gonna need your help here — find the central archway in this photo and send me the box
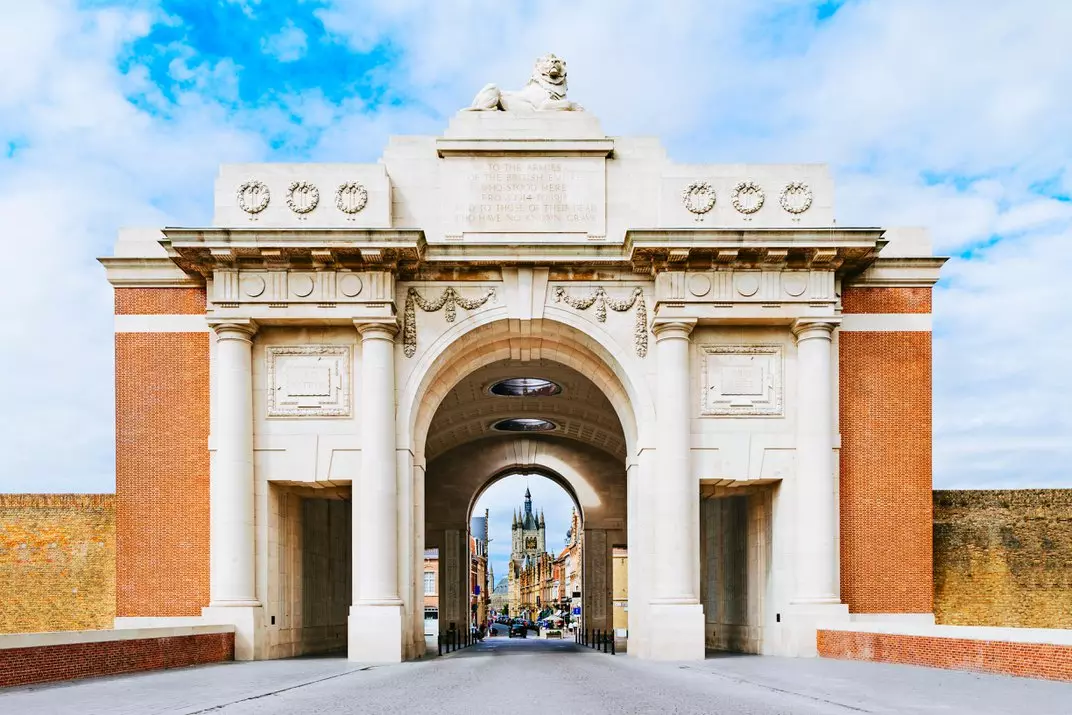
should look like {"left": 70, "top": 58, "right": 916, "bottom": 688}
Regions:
{"left": 409, "top": 317, "right": 642, "bottom": 655}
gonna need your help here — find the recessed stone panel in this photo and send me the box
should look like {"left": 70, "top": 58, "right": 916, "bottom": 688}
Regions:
{"left": 266, "top": 345, "right": 351, "bottom": 417}
{"left": 700, "top": 345, "right": 783, "bottom": 417}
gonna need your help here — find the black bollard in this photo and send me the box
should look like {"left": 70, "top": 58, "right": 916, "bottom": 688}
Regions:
{"left": 611, "top": 632, "right": 616, "bottom": 655}
{"left": 438, "top": 634, "right": 442, "bottom": 656}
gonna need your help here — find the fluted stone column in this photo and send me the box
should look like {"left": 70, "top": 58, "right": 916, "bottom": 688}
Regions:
{"left": 202, "top": 319, "right": 262, "bottom": 660}
{"left": 349, "top": 321, "right": 404, "bottom": 663}
{"left": 648, "top": 319, "right": 704, "bottom": 660}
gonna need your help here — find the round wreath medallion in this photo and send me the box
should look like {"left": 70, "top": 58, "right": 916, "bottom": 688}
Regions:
{"left": 335, "top": 182, "right": 369, "bottom": 215}
{"left": 732, "top": 181, "right": 765, "bottom": 214}
{"left": 286, "top": 181, "right": 319, "bottom": 214}
{"left": 237, "top": 181, "right": 270, "bottom": 214}
{"left": 682, "top": 181, "right": 716, "bottom": 215}
{"left": 780, "top": 182, "right": 813, "bottom": 214}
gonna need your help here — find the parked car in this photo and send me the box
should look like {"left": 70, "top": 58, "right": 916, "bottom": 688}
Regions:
{"left": 508, "top": 622, "right": 527, "bottom": 638}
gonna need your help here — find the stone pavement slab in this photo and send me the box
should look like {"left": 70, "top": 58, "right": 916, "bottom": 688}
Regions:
{"left": 1, "top": 639, "right": 1069, "bottom": 715}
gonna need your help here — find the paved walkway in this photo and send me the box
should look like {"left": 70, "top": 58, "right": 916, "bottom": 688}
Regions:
{"left": 2, "top": 637, "right": 1069, "bottom": 714}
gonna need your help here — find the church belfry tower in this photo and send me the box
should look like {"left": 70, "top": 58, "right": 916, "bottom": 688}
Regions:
{"left": 510, "top": 487, "right": 546, "bottom": 563}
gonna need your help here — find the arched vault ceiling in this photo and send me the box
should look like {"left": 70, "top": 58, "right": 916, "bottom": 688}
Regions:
{"left": 425, "top": 359, "right": 626, "bottom": 462}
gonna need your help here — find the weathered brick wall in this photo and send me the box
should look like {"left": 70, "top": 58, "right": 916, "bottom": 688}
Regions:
{"left": 115, "top": 287, "right": 210, "bottom": 617}
{"left": 0, "top": 494, "right": 115, "bottom": 633}
{"left": 818, "top": 630, "right": 1072, "bottom": 682}
{"left": 0, "top": 631, "right": 233, "bottom": 688}
{"left": 934, "top": 490, "right": 1072, "bottom": 628}
{"left": 838, "top": 286, "right": 933, "bottom": 613}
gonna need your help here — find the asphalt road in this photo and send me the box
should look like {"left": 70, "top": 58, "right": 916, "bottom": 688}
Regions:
{"left": 2, "top": 636, "right": 1070, "bottom": 714}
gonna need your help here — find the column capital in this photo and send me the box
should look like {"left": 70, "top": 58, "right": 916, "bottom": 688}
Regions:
{"left": 791, "top": 318, "right": 840, "bottom": 343}
{"left": 208, "top": 318, "right": 258, "bottom": 342}
{"left": 652, "top": 319, "right": 697, "bottom": 342}
{"left": 354, "top": 319, "right": 399, "bottom": 341}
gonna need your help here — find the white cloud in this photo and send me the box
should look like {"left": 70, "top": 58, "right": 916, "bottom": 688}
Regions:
{"left": 1, "top": 0, "right": 1070, "bottom": 494}
{"left": 0, "top": 1, "right": 268, "bottom": 493}
{"left": 316, "top": 0, "right": 1072, "bottom": 488}
{"left": 261, "top": 20, "right": 308, "bottom": 63}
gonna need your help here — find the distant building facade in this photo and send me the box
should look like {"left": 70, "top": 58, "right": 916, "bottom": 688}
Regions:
{"left": 470, "top": 510, "right": 490, "bottom": 627}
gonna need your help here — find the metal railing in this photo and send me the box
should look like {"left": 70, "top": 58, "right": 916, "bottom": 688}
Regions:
{"left": 437, "top": 626, "right": 482, "bottom": 655}
{"left": 575, "top": 627, "right": 616, "bottom": 654}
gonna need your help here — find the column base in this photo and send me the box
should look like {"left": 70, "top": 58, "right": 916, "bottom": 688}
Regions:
{"left": 779, "top": 602, "right": 849, "bottom": 657}
{"left": 348, "top": 603, "right": 404, "bottom": 663}
{"left": 647, "top": 602, "right": 705, "bottom": 661}
{"left": 202, "top": 605, "right": 264, "bottom": 661}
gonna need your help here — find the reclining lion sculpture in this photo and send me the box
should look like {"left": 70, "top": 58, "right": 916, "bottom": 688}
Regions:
{"left": 466, "top": 54, "right": 584, "bottom": 112}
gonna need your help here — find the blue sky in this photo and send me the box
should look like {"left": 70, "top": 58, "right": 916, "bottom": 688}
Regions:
{"left": 1, "top": 0, "right": 1070, "bottom": 494}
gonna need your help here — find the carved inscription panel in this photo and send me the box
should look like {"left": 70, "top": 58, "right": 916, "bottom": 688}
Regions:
{"left": 700, "top": 345, "right": 783, "bottom": 417}
{"left": 442, "top": 157, "right": 605, "bottom": 237}
{"left": 266, "top": 345, "right": 351, "bottom": 417}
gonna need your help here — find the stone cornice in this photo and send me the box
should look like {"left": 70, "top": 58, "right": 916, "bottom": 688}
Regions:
{"left": 625, "top": 227, "right": 887, "bottom": 275}
{"left": 98, "top": 257, "right": 204, "bottom": 287}
{"left": 160, "top": 227, "right": 426, "bottom": 278}
{"left": 845, "top": 256, "right": 949, "bottom": 288}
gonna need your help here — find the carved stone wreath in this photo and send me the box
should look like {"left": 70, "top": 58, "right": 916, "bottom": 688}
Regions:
{"left": 237, "top": 181, "right": 270, "bottom": 214}
{"left": 731, "top": 181, "right": 765, "bottom": 214}
{"left": 402, "top": 286, "right": 496, "bottom": 358}
{"left": 779, "top": 182, "right": 813, "bottom": 214}
{"left": 553, "top": 286, "right": 648, "bottom": 358}
{"left": 286, "top": 181, "right": 319, "bottom": 214}
{"left": 682, "top": 181, "right": 716, "bottom": 217}
{"left": 336, "top": 182, "right": 369, "bottom": 215}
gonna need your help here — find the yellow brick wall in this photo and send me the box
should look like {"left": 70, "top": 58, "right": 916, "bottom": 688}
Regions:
{"left": 0, "top": 494, "right": 115, "bottom": 633}
{"left": 934, "top": 490, "right": 1072, "bottom": 628}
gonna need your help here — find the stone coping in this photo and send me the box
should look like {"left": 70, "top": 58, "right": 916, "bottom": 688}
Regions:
{"left": 0, "top": 625, "right": 236, "bottom": 651}
{"left": 822, "top": 621, "right": 1072, "bottom": 646}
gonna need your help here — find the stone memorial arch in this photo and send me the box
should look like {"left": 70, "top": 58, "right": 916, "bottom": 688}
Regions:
{"left": 102, "top": 56, "right": 944, "bottom": 663}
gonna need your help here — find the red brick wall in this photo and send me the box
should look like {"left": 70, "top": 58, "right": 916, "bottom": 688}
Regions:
{"left": 841, "top": 286, "right": 931, "bottom": 314}
{"left": 115, "top": 288, "right": 210, "bottom": 617}
{"left": 838, "top": 287, "right": 933, "bottom": 614}
{"left": 0, "top": 632, "right": 233, "bottom": 688}
{"left": 818, "top": 629, "right": 1072, "bottom": 682}
{"left": 115, "top": 287, "right": 206, "bottom": 315}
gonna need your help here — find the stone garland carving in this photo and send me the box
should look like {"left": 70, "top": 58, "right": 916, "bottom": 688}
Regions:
{"left": 402, "top": 286, "right": 496, "bottom": 358}
{"left": 286, "top": 181, "right": 319, "bottom": 215}
{"left": 731, "top": 181, "right": 765, "bottom": 214}
{"left": 553, "top": 286, "right": 648, "bottom": 358}
{"left": 682, "top": 181, "right": 716, "bottom": 218}
{"left": 779, "top": 182, "right": 813, "bottom": 214}
{"left": 237, "top": 180, "right": 270, "bottom": 215}
{"left": 335, "top": 182, "right": 368, "bottom": 215}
